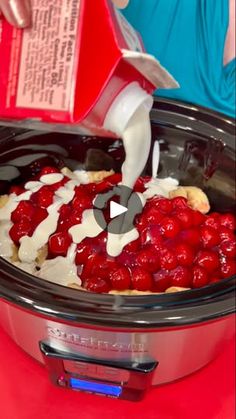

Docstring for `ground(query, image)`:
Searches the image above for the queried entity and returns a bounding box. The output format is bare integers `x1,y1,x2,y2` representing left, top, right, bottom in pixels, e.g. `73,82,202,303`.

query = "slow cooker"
0,99,235,401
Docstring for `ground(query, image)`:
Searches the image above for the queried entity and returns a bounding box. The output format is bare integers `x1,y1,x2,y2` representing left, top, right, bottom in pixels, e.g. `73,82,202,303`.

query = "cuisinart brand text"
47,326,148,353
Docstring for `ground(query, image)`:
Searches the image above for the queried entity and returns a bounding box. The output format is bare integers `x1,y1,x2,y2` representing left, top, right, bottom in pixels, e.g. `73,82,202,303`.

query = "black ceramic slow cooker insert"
0,99,235,401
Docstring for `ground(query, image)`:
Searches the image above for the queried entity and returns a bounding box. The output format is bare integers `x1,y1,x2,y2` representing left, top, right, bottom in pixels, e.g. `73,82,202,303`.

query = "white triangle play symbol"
110,201,128,219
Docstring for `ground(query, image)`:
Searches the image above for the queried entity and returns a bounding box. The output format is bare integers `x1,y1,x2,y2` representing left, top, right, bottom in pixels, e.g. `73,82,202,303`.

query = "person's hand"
0,0,129,28
0,0,31,27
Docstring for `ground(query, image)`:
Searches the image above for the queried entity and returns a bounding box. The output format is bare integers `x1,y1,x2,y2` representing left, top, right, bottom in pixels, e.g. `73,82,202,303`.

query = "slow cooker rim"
152,97,236,127
0,256,235,328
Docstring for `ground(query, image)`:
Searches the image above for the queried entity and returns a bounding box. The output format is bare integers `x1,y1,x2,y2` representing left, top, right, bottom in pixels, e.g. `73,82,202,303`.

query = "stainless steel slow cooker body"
0,99,235,400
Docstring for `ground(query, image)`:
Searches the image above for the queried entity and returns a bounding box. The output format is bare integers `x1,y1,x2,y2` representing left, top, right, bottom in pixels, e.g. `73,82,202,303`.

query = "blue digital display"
70,378,122,397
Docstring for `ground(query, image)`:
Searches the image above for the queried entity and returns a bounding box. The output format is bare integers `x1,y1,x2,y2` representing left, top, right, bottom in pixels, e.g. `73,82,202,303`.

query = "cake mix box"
0,0,178,136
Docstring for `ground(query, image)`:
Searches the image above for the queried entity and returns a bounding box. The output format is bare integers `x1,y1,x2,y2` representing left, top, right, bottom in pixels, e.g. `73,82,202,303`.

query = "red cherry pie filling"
0,166,235,295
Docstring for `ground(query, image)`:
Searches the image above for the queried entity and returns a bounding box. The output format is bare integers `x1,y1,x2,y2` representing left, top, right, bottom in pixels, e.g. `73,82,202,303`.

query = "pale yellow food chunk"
88,170,114,183
61,167,114,184
68,283,85,291
169,186,210,214
61,167,75,179
68,286,188,295
165,286,190,293
109,289,160,295
169,187,187,199
10,244,20,263
36,245,48,267
67,285,161,295
10,244,48,267
0,195,9,208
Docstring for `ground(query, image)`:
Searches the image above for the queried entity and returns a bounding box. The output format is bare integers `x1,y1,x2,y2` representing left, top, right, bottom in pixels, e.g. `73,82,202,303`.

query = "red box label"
0,0,178,134
16,0,81,112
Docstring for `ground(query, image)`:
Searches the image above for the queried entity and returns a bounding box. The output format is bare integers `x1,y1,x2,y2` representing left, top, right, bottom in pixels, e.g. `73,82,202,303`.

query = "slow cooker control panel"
40,342,158,401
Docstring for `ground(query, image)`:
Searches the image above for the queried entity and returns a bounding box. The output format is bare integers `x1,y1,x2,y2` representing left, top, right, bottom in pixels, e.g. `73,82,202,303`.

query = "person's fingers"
0,0,128,29
112,0,129,9
0,0,31,28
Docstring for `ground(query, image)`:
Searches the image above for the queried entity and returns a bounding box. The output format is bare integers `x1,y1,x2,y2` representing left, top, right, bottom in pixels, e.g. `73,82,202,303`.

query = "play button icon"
110,201,128,219
93,185,144,235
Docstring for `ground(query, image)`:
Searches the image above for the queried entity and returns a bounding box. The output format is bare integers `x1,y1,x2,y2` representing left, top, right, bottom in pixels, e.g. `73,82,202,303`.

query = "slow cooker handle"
40,341,158,401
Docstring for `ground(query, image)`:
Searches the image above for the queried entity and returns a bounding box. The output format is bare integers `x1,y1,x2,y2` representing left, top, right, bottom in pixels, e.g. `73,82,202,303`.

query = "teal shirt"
122,0,236,118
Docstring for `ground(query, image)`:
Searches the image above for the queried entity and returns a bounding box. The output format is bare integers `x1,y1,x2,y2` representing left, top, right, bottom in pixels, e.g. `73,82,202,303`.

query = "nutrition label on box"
16,0,80,111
